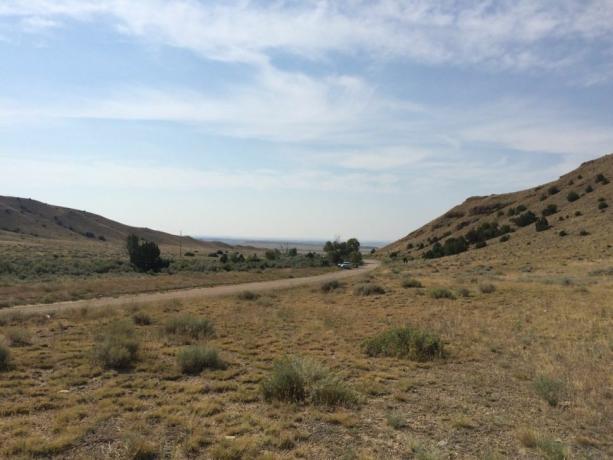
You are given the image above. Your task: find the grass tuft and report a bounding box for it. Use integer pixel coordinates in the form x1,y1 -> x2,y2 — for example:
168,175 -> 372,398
92,320 -> 139,370
402,278 -> 423,288
261,356 -> 357,407
534,375 -> 566,407
429,288 -> 455,299
363,326 -> 445,361
165,315 -> 215,339
132,311 -> 152,326
4,327 -> 32,346
237,290 -> 260,301
479,283 -> 496,294
177,346 -> 227,375
321,280 -> 342,293
354,284 -> 386,296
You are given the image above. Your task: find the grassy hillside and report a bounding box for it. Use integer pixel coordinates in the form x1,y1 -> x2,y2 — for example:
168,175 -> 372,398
0,195 -> 227,250
383,153 -> 613,264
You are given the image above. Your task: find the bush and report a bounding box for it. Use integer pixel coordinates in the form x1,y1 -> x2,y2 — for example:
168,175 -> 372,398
547,186 -> 559,195
165,315 -> 215,339
177,346 -> 226,374
559,230 -> 567,237
512,211 -> 537,227
579,229 -> 590,236
595,173 -> 608,184
541,204 -> 558,216
499,234 -> 510,243
93,321 -> 139,370
598,201 -> 608,210
354,284 -> 385,296
585,184 -> 594,193
566,191 -> 580,202
126,234 -> 168,272
0,344 -> 11,371
5,327 -> 31,346
475,241 -> 487,249
401,278 -> 422,288
261,356 -> 357,407
321,280 -> 342,293
363,326 -> 445,361
323,238 -> 361,265
132,312 -> 152,326
479,283 -> 496,294
534,375 -> 565,407
238,290 -> 260,301
429,288 -> 455,299
535,217 -> 550,232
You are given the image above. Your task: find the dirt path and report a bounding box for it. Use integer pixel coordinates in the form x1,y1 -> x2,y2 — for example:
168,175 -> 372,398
7,260 -> 380,314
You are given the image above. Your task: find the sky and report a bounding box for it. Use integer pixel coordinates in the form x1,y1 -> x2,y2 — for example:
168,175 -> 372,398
1,1 -> 613,242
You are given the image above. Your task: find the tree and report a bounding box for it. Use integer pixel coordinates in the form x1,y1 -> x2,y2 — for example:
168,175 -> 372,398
323,238 -> 362,265
126,234 -> 168,272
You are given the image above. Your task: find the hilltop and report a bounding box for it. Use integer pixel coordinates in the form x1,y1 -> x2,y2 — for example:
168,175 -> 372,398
383,153 -> 613,265
0,195 -> 228,250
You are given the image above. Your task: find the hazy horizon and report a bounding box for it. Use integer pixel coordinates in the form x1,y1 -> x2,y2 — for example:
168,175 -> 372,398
2,1 -> 613,241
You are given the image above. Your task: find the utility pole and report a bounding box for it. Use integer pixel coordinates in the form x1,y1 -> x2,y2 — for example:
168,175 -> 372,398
179,230 -> 182,258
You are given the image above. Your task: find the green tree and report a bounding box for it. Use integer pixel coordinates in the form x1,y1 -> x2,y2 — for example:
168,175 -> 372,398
126,234 -> 168,272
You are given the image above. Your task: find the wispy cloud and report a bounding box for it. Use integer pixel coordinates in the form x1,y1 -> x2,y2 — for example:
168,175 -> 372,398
2,0 -> 612,81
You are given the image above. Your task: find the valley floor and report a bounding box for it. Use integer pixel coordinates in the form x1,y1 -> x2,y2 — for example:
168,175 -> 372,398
0,252 -> 611,459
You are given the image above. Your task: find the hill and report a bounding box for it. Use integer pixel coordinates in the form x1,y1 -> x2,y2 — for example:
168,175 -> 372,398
0,195 -> 228,250
383,153 -> 613,264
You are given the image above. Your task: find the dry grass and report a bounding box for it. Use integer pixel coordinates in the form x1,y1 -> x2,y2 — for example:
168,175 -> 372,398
0,245 -> 611,458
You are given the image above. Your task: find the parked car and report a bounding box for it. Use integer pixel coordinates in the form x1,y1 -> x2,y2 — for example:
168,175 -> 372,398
338,261 -> 353,269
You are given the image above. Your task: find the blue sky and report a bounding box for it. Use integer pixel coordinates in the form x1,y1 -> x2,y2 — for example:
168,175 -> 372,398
1,1 -> 612,241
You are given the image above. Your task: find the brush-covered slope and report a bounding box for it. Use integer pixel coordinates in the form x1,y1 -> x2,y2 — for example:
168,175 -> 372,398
0,196 -> 228,250
384,153 -> 613,263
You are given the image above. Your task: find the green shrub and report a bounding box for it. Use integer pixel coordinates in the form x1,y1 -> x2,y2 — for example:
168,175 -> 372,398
479,283 -> 496,294
321,280 -> 342,293
499,234 -> 510,242
457,287 -> 471,297
386,413 -> 407,430
126,234 -> 169,272
579,229 -> 590,236
566,191 -> 580,202
5,327 -> 31,346
547,186 -> 559,195
429,288 -> 455,299
558,230 -> 567,237
475,241 -> 487,249
402,278 -> 423,288
598,201 -> 608,210
363,326 -> 445,361
177,346 -> 226,374
238,290 -> 260,301
261,356 -> 357,407
512,211 -> 537,227
595,173 -> 608,184
535,217 -> 550,232
534,375 -> 565,407
0,344 -> 11,371
354,284 -> 385,296
585,184 -> 594,193
165,315 -> 215,339
132,312 -> 152,326
93,320 -> 139,370
541,204 -> 558,216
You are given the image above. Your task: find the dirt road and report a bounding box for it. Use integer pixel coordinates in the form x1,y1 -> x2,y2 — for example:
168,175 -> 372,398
7,260 -> 380,314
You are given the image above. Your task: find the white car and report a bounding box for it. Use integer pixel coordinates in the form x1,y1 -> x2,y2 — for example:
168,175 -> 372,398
338,261 -> 353,269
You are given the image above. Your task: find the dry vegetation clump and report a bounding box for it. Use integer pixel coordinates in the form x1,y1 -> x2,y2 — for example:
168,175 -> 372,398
164,314 -> 215,339
534,375 -> 567,407
353,283 -> 385,296
401,277 -> 423,288
177,346 -> 226,375
363,326 -> 445,361
132,311 -> 152,326
237,290 -> 260,301
429,287 -> 455,299
479,283 -> 496,294
4,327 -> 32,346
321,279 -> 342,292
92,320 -> 139,370
261,356 -> 358,407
